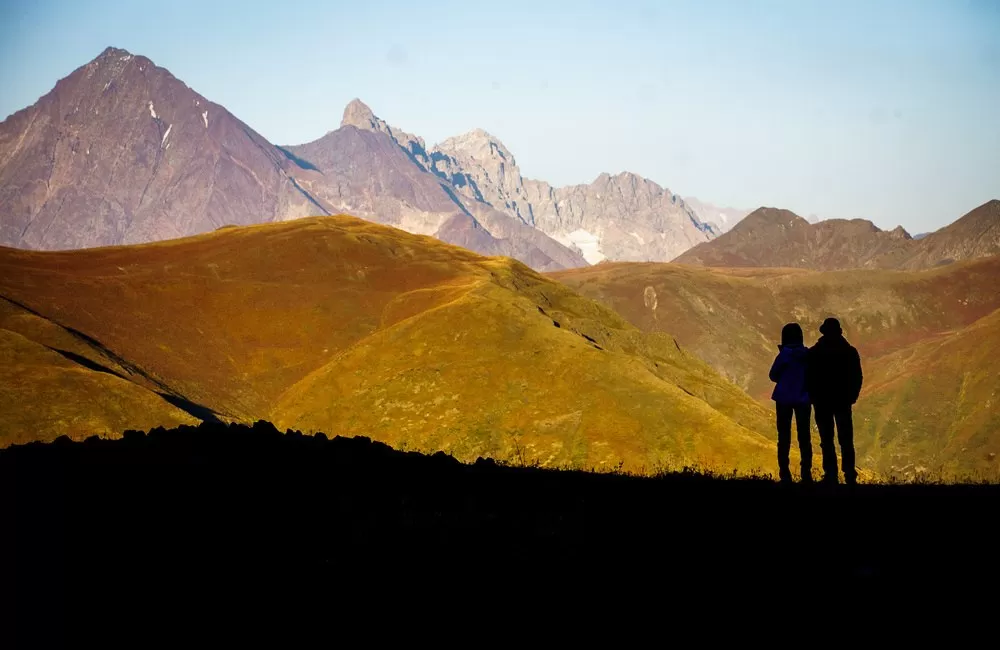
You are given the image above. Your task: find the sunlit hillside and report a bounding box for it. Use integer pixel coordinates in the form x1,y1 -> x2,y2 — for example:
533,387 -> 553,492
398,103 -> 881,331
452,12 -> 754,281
0,216 -> 780,472
551,259 -> 1000,478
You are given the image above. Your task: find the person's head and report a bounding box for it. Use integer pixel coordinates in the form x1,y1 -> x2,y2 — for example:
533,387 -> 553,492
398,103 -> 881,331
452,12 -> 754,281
819,317 -> 843,337
780,323 -> 804,346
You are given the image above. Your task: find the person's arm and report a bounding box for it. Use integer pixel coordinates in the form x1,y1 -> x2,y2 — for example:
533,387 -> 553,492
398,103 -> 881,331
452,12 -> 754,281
769,352 -> 785,383
850,348 -> 863,403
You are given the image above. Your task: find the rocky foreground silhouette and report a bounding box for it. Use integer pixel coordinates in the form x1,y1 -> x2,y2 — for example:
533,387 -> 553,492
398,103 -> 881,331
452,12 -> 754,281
5,420 -> 999,640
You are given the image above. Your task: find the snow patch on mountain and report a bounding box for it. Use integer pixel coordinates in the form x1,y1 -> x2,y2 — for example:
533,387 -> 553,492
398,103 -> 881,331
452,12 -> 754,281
556,229 -> 605,264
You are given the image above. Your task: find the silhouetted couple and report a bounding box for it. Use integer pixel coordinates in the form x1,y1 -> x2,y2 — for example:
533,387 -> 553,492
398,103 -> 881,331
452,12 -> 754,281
768,317 -> 863,485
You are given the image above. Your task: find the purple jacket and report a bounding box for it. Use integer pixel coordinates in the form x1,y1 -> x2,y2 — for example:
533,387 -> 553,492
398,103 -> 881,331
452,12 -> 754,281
769,343 -> 810,405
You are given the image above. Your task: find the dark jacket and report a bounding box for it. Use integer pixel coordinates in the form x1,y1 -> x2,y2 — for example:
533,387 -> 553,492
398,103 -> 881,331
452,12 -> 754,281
768,343 -> 810,405
806,334 -> 863,406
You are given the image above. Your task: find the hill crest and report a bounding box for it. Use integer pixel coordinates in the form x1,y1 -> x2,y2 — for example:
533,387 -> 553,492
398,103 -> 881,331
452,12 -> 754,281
0,214 -> 777,473
674,201 -> 996,270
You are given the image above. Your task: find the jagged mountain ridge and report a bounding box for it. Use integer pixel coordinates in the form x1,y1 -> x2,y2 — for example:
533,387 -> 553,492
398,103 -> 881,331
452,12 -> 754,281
681,196 -> 751,233
326,98 -> 720,264
0,47 -> 731,268
674,202 -> 1000,270
0,48 -> 586,271
284,105 -> 586,271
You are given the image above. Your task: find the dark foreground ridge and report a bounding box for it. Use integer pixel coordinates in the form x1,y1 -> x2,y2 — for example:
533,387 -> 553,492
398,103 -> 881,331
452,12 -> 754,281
5,421 -> 999,636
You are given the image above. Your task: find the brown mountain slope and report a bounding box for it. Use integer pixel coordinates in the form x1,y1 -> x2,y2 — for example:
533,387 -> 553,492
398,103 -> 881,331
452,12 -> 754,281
302,99 -> 718,264
283,118 -> 586,271
858,307 -> 1000,478
551,259 -> 1000,477
674,201 -> 999,270
898,199 -> 1000,269
0,47 -> 320,250
552,259 -> 1000,397
0,216 -> 777,472
673,207 -> 914,269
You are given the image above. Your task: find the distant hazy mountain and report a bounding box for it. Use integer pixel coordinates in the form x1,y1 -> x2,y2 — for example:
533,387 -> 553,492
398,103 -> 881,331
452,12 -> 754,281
674,201 -> 1000,270
282,103 -> 585,271
895,199 -> 1000,269
681,197 -> 751,233
323,100 -> 720,264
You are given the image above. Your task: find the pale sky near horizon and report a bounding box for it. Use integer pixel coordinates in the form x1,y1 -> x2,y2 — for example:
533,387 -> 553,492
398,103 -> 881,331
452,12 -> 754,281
1,0 -> 997,233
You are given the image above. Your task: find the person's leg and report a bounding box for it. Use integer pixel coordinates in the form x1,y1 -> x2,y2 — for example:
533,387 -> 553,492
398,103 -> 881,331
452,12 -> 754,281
813,404 -> 838,483
835,405 -> 856,484
793,403 -> 813,481
776,403 -> 793,481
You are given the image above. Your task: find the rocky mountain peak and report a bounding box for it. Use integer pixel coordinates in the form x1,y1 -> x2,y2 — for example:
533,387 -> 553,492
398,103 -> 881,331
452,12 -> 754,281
890,225 -> 912,240
595,171 -> 660,192
0,46 -> 321,250
340,98 -> 378,130
98,45 -> 133,59
337,98 -> 426,160
435,128 -> 516,166
739,207 -> 810,230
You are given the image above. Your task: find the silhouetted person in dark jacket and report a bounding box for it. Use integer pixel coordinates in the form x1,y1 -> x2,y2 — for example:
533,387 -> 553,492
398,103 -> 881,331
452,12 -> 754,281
806,318 -> 863,485
768,323 -> 812,483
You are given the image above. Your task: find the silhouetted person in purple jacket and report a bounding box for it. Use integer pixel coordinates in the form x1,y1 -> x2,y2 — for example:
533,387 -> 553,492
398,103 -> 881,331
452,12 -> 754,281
806,318 -> 863,485
769,323 -> 813,483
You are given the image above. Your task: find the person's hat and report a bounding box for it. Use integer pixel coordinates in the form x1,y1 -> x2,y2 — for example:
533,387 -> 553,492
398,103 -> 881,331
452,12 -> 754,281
819,317 -> 842,336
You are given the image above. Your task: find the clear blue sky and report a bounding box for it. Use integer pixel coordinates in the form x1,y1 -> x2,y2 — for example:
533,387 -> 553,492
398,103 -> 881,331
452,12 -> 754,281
1,0 -> 997,232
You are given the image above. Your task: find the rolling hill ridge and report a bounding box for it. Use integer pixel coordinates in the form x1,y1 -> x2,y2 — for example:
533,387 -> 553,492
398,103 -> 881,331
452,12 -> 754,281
0,215 -> 778,472
674,200 -> 1000,270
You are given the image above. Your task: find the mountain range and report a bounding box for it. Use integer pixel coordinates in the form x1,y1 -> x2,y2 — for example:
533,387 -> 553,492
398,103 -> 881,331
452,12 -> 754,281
3,46 -> 999,481
680,197 -> 751,233
675,201 -> 1000,270
0,47 -> 729,269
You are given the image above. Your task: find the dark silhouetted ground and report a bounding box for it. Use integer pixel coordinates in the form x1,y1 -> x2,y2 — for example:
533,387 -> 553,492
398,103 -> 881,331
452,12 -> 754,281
4,421 -> 998,641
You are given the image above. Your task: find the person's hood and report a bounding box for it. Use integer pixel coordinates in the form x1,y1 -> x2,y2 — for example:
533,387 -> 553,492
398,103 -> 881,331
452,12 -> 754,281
779,343 -> 808,359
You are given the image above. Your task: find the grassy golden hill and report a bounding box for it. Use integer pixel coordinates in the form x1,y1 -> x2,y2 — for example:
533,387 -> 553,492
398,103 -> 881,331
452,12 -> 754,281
858,307 -> 1000,478
0,297 -> 197,444
551,259 -> 1000,478
0,215 -> 779,472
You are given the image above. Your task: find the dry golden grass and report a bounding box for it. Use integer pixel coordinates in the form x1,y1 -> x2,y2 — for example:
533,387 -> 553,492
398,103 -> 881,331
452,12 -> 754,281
0,216 -> 779,472
0,322 -> 196,444
551,258 -> 1000,477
